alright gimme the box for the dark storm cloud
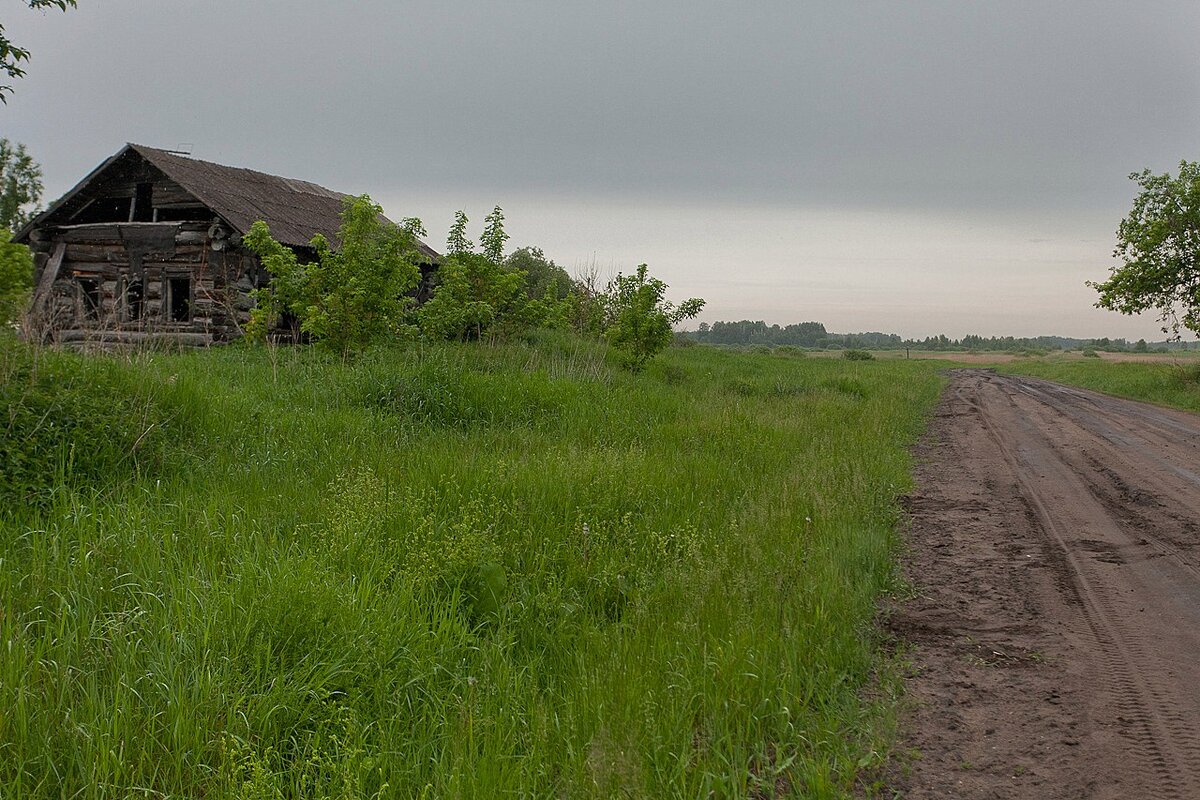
[7,1,1199,209]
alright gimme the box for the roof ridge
[128,143,348,200]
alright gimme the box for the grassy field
[999,357,1200,413]
[0,335,942,798]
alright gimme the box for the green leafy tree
[506,246,572,300]
[0,138,42,230]
[1092,161,1200,338]
[602,264,704,369]
[0,228,32,326]
[2,1,77,102]
[242,194,422,353]
[418,250,529,340]
[420,208,567,340]
[480,205,509,264]
[446,210,472,256]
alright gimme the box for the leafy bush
[0,338,182,509]
[600,264,704,370]
[243,195,423,353]
[842,349,875,361]
[420,208,568,341]
[506,246,572,300]
[1081,348,1100,358]
[0,230,32,327]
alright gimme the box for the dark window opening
[132,183,154,222]
[278,310,302,341]
[124,279,144,321]
[72,196,134,224]
[78,278,101,320]
[167,277,191,322]
[154,206,210,222]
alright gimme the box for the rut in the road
[890,369,1200,800]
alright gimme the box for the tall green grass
[0,335,940,798]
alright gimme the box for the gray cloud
[5,1,1199,338]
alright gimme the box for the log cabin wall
[30,223,258,344]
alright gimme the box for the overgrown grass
[1000,357,1200,413]
[0,335,941,798]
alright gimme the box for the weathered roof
[20,143,440,261]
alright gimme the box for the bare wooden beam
[31,242,67,315]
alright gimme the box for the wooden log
[32,243,66,315]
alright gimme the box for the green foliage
[601,264,705,369]
[842,349,875,361]
[418,251,531,339]
[0,229,32,325]
[420,209,568,340]
[480,205,509,264]
[1,2,77,102]
[243,195,422,353]
[1091,161,1200,338]
[446,209,472,255]
[0,337,183,509]
[1081,348,1099,358]
[0,138,43,230]
[507,246,572,300]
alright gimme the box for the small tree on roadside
[1091,161,1200,339]
[602,264,704,369]
[242,194,423,353]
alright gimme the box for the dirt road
[890,369,1200,799]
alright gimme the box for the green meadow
[0,336,941,798]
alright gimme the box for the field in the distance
[0,337,941,799]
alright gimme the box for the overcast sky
[5,1,1199,339]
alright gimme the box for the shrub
[842,349,875,361]
[418,251,532,340]
[1081,348,1100,358]
[242,195,423,353]
[601,264,704,370]
[420,209,569,341]
[0,230,32,327]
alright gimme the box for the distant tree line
[685,320,1192,353]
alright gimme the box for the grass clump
[0,337,941,798]
[0,336,190,509]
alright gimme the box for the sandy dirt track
[890,369,1200,799]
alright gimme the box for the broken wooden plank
[31,242,67,315]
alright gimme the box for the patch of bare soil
[887,369,1200,799]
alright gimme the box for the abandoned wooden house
[15,143,440,346]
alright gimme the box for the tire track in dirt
[887,369,1200,799]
